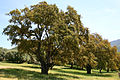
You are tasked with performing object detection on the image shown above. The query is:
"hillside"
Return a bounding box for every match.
[111,39,120,52]
[0,47,17,52]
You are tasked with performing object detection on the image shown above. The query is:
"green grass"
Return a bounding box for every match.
[0,62,119,80]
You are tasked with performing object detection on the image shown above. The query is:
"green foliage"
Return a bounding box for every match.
[2,1,120,75]
[3,1,88,74]
[0,51,6,61]
[0,47,37,64]
[0,47,8,61]
[5,51,24,63]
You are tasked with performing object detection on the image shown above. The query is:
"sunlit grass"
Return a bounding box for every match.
[0,62,119,80]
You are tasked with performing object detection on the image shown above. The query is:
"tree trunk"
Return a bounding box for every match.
[37,55,49,74]
[41,62,49,74]
[40,61,55,74]
[70,63,73,69]
[107,68,109,72]
[86,64,92,74]
[99,68,102,73]
[36,42,55,74]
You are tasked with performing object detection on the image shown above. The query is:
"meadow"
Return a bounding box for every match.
[0,62,119,80]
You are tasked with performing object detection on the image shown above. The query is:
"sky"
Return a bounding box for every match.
[0,0,120,49]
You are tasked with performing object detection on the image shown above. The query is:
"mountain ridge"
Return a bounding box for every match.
[111,39,120,52]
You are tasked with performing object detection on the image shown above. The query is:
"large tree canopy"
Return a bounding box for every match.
[3,1,88,74]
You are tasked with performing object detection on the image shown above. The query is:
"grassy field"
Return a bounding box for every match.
[0,62,119,80]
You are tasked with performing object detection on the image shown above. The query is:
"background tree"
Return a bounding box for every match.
[83,34,97,74]
[91,34,118,73]
[75,34,97,74]
[90,33,108,73]
[107,46,118,72]
[54,6,89,69]
[116,53,120,71]
[0,47,8,61]
[5,51,25,63]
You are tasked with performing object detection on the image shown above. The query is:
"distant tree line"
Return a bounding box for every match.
[0,47,36,63]
[2,1,120,74]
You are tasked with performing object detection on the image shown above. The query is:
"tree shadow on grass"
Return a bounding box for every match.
[0,68,81,80]
[92,70,117,73]
[53,68,113,77]
[22,66,41,69]
[0,68,66,80]
[62,67,86,71]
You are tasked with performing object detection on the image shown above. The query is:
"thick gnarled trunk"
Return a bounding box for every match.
[40,61,54,74]
[38,53,54,74]
[107,68,109,72]
[41,62,49,74]
[86,64,92,74]
[37,53,49,74]
[36,40,55,74]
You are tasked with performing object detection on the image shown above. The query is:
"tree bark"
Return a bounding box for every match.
[99,68,102,73]
[37,53,49,74]
[70,63,73,69]
[107,68,109,72]
[86,64,92,74]
[41,62,49,74]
